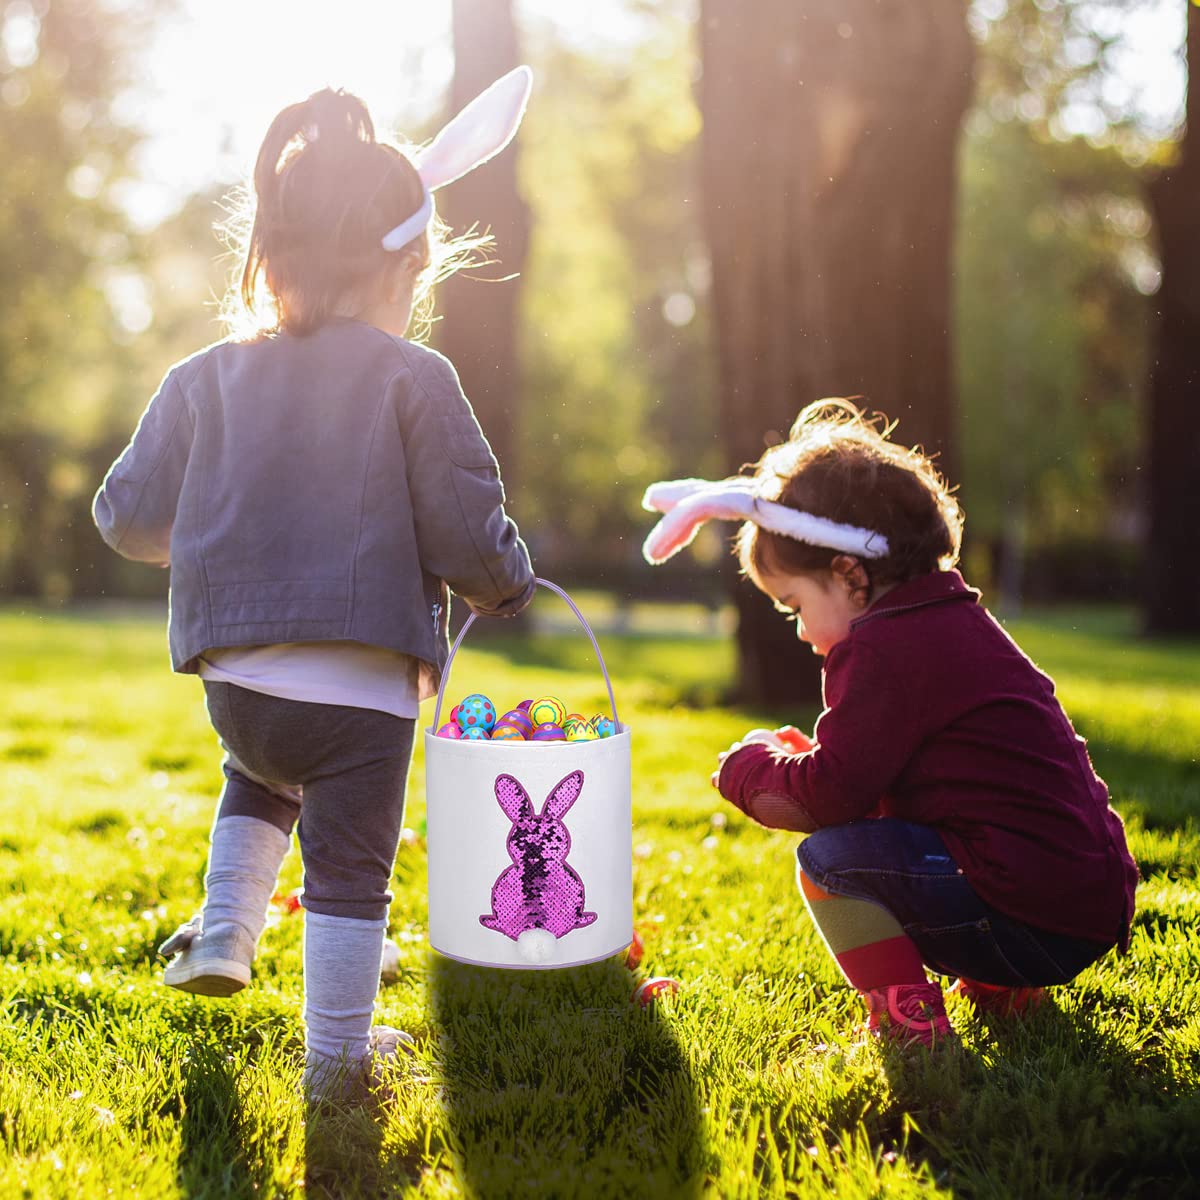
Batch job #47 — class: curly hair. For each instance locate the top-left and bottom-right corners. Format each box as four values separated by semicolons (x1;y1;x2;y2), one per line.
736;399;963;599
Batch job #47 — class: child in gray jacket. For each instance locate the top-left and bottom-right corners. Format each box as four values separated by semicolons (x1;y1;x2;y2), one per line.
94;71;537;1103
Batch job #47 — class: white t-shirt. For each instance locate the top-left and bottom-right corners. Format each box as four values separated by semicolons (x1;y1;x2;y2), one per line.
198;641;434;720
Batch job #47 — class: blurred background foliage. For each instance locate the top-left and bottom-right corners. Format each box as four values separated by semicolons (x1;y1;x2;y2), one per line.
0;0;1186;610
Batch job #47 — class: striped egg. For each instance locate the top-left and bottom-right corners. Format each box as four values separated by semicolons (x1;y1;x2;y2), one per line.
529;696;566;727
490;722;526;741
531;722;566;742
496;709;534;738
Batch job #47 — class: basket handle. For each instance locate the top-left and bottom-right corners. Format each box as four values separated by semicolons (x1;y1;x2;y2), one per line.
430;578;620;731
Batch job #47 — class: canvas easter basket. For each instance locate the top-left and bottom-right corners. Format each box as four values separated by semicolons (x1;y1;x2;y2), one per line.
424;579;633;969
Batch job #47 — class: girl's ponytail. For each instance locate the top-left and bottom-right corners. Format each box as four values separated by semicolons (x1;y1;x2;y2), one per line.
228;87;488;340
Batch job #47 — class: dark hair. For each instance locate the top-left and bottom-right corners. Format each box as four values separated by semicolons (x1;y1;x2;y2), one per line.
737;399;963;599
222;87;490;340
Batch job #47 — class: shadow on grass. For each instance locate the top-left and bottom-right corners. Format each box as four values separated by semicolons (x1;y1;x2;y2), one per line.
303;1097;413;1200
177;1043;274;1199
430;955;706;1197
880;995;1200;1198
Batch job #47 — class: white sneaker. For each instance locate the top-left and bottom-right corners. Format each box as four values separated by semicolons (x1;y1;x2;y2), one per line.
159;915;253;997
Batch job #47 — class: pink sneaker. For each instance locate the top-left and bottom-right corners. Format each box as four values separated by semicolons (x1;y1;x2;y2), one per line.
863;983;954;1048
950;976;1045;1017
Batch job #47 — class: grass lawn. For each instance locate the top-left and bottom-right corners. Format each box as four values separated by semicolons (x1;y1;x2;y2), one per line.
0;604;1197;1198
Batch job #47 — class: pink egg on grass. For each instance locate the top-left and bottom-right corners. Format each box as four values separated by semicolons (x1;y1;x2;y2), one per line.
633;976;679;1007
435;722;463;739
531;722;566;742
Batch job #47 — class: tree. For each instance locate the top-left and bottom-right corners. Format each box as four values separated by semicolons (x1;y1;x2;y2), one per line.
0;0;161;600
698;0;975;703
1145;2;1200;634
956;119;1150;610
435;0;530;484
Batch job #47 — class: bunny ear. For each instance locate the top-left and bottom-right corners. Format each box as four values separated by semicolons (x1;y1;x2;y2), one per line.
495;774;534;823
642;482;757;564
541;771;584;821
641;476;892;564
417;65;533;192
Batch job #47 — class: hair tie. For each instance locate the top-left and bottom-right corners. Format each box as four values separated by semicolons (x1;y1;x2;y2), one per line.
381;65;533;253
641;477;890;565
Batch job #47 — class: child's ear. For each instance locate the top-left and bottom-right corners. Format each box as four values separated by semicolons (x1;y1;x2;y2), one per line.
831;554;871;605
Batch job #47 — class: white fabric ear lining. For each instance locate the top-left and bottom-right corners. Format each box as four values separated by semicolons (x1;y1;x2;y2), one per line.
381;65;533;253
641;477;890;565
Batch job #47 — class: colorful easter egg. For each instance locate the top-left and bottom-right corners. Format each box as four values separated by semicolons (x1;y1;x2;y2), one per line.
490;722;526;741
529;695;566;727
566;724;596;742
516;699;534;713
632;977;679;1007
496;709;534;738
460;726;490;741
531;722;566;742
435;722;463;739
625;928;644;970
591;715;617;739
456;694;496;732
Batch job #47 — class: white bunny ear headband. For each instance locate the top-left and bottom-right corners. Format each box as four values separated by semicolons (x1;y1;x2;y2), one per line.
381;65;533;252
641;478;890;565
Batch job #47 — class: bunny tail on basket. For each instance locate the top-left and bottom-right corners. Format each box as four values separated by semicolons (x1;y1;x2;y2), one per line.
641;477;890;564
516;928;558;964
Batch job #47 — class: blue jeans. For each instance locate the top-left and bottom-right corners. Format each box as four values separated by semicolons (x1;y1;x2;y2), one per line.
796;819;1109;987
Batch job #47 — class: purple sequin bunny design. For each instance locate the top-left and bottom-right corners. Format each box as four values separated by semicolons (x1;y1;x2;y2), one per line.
480;770;598;941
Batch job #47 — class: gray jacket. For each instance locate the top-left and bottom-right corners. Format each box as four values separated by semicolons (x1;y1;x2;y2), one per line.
93;319;535;678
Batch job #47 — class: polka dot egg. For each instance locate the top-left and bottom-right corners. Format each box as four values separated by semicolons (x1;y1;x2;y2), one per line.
435;722;463;739
455;694;496;733
460;726;491;741
591;715;617;739
529;696;566;727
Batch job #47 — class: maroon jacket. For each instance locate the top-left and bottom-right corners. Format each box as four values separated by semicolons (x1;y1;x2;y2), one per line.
718;570;1139;949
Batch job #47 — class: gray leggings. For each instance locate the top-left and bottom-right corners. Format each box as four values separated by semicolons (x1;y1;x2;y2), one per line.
203;682;415;921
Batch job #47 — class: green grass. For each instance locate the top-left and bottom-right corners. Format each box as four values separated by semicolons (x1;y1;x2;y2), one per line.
0;604;1197;1198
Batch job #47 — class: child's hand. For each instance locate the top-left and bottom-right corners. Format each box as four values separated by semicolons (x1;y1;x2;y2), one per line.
712;738;748;788
740;727;789;750
774;725;814;753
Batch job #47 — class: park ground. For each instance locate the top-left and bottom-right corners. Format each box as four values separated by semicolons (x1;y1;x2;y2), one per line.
0;603;1197;1198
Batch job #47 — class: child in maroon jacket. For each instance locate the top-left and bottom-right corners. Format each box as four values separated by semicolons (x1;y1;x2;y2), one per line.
642;400;1139;1048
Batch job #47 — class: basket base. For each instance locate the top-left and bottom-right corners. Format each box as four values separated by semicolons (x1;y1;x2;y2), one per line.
430;939;632;971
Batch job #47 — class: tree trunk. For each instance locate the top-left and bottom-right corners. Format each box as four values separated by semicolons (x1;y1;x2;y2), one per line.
699;0;975;703
436;0;530;486
1145;3;1200;635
